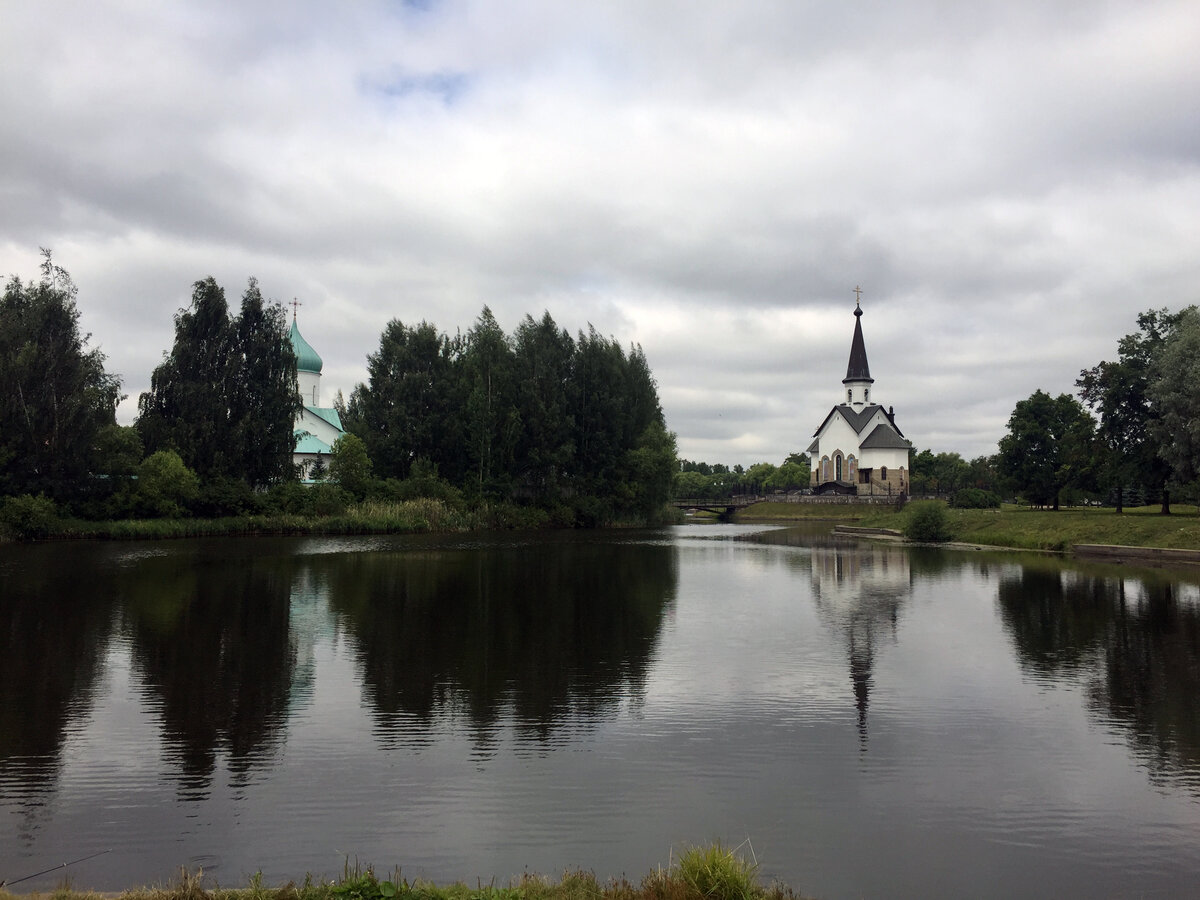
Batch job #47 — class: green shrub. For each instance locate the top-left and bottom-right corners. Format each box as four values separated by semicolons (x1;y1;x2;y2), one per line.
266;480;312;515
329;434;373;498
135;450;200;518
309;483;351;517
481;502;551;530
950;488;1001;509
571;495;614;528
673;843;761;900
377;459;464;507
192;475;264;517
0;493;60;540
904;500;955;542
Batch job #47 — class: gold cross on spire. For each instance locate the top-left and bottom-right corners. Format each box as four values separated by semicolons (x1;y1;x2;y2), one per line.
853;285;863;307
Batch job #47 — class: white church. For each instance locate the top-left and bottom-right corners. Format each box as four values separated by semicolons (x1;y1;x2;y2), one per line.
807;299;911;496
289;314;346;480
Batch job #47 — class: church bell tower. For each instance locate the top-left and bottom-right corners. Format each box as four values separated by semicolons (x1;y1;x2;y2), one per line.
842;289;874;408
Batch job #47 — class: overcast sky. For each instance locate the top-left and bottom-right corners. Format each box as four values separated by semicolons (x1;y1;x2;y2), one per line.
3;0;1197;466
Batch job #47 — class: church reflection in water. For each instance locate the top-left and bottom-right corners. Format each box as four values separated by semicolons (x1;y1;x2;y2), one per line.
807;541;910;748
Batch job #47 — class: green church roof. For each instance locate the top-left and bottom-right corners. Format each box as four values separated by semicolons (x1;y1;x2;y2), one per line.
293;431;333;454
289;318;323;374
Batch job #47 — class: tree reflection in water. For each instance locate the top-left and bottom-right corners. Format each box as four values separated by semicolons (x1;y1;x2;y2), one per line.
123;548;298;799
325;541;677;747
0;544;118;835
998;562;1200;790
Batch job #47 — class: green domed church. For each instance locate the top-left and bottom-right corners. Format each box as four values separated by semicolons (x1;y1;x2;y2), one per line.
290;314;345;480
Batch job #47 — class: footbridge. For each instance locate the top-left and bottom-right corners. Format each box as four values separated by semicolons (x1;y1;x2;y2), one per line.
671;496;764;520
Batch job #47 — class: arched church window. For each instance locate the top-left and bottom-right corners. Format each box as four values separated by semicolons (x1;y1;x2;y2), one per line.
835;454;843;481
847;389;852;403
865;389;870;403
881;466;888;480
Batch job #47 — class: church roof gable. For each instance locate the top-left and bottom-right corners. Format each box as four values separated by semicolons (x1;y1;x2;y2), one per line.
812;403;885;438
859;422;911;450
293;431;333;454
306;406;344;431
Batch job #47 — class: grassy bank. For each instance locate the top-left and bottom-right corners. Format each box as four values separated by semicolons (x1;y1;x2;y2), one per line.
737;500;1200;551
1;498;679;542
0;845;812;900
11;498;476;541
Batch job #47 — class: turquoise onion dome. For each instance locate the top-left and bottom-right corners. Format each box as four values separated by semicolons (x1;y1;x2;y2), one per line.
289;318;323;374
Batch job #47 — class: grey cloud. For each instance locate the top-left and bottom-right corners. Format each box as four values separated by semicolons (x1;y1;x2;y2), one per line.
2;0;1198;469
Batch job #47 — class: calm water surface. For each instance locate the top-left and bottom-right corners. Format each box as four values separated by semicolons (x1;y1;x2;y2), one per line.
2;525;1199;899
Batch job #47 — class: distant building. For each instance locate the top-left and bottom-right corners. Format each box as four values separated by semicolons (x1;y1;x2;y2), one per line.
807;299;910;495
290;314;345;481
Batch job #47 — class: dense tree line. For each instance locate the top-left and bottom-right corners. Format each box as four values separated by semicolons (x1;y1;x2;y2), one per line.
905;306;1200;512
996;306;1200;511
341;308;676;523
0;256;675;530
672;454;810;498
8;253;1199;529
909;450;999;498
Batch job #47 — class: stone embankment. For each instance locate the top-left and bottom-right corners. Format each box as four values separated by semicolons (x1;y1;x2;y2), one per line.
1073;544;1200;566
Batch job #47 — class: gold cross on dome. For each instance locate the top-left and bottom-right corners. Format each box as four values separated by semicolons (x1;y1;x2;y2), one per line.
290;298;302;320
853;285;863;306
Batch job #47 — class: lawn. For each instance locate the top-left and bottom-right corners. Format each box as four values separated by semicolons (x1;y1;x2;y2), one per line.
737;501;1200;551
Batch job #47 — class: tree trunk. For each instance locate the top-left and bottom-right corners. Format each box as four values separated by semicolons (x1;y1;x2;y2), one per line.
1115;483;1123;514
1161;486;1171;515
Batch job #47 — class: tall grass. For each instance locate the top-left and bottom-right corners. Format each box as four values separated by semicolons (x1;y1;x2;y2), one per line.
31;501;476;542
0;846;811;900
670;842;761;900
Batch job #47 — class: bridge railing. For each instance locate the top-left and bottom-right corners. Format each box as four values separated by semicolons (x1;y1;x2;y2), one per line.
671;496;765;507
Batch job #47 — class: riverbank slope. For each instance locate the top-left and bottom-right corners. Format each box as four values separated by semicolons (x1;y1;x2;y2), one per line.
735;501;1200;553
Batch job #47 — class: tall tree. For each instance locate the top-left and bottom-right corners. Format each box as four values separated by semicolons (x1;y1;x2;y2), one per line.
0;251;122;502
1147;307;1200;501
138;277;298;488
512;312;575;501
462;307;520;497
138;278;234;477
230;279;302;486
1078;307;1183;513
997;390;1096;509
344;319;460;481
569;327;630;497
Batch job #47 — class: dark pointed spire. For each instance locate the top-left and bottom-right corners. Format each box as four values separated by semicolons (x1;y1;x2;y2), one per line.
843;295;873;385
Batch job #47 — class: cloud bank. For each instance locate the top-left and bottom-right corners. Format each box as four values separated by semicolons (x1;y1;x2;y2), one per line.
3;0;1198;464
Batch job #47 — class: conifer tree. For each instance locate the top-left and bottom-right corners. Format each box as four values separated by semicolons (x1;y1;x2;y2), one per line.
138;277;299;487
0;251;122;502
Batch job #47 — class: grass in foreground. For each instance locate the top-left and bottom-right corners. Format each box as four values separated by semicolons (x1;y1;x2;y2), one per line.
0;845;814;900
738;501;1200;552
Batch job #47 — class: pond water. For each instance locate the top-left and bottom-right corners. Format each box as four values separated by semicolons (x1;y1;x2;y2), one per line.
1;525;1199;899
